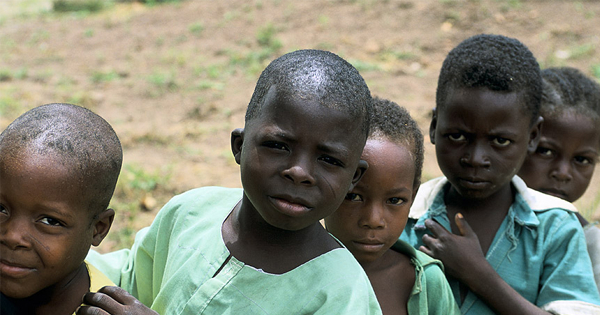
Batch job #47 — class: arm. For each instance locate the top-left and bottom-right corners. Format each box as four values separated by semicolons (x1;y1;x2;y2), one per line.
420;213;552;315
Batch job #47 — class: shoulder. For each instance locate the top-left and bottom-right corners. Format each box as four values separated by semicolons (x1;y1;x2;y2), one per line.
86;260;116;292
409;177;448;219
512;176;577;213
160;186;243;217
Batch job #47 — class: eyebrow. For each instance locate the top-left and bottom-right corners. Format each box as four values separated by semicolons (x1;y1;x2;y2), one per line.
37;204;77;220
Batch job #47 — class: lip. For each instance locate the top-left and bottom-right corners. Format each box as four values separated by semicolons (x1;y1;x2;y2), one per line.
352;239;386;253
540;188;568;200
0;259;36;279
458;177;490;190
269;195;312;217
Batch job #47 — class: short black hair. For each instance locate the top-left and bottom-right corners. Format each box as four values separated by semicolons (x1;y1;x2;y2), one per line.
540;67;600;125
436;34;542;126
370;97;424;188
0;103;123;216
245;49;372;136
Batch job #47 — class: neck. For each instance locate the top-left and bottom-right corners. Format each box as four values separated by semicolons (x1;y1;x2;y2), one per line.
359;249;399;274
6;263;89;315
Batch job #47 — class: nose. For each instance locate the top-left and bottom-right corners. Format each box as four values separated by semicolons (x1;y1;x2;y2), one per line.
281;154;315;185
358;203;385;229
0;216;32;250
550;159;573;182
461;142;490;168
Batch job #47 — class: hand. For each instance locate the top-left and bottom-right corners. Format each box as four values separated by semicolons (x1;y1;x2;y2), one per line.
77;286;159;315
419;213;488;282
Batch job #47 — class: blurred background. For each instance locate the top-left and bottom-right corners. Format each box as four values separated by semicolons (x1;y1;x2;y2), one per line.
1;0;599;252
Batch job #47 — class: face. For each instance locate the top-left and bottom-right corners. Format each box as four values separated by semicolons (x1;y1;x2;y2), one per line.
231;86;368;231
325;138;417;265
518;112;600;202
0;150;112;298
431;87;541;200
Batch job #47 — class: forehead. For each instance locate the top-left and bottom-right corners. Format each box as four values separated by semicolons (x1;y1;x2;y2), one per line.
361;139;416;180
438;87;530;132
542;112;600;150
247;86;366;149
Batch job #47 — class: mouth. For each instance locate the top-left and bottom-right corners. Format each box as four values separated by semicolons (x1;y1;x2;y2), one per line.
352;239;386;253
269;195;312;217
539;188;568;200
0;259;36;279
458;177;489;190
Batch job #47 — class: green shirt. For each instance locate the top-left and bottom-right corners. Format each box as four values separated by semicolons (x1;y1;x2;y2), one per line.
88;187;382;314
391;240;461;315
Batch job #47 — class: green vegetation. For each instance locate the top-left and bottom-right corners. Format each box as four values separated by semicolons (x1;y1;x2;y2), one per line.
53;0;105;13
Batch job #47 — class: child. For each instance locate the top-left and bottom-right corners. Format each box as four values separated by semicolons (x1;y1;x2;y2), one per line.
399;34;600;315
518;67;600;294
325;97;460;315
0;103;121;314
81;49;383;314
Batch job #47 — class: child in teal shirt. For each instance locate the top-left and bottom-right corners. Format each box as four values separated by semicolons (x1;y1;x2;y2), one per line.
400;34;600;315
518;66;600;311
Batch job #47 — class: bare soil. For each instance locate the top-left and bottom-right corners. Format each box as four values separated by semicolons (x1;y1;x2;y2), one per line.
1;0;599;251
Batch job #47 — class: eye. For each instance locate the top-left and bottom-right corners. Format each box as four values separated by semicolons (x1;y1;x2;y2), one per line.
492;137;511;147
574;156;595;166
263;141;288;151
0;205;8;222
388;197;405;205
319;155;343;167
345;193;362;202
448;133;466;142
39;217;63;227
536;147;554;158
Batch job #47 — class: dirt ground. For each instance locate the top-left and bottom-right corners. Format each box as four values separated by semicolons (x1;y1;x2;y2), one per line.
1;0;600;251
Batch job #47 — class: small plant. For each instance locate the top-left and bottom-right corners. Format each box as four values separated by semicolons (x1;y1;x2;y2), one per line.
189;22;204;36
592;64;600;81
91;70;119;83
53;0;105;13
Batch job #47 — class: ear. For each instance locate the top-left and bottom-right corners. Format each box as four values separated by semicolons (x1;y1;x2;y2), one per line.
231;128;245;165
429;108;437;145
348;159;369;192
91;208;115;247
527;116;543;154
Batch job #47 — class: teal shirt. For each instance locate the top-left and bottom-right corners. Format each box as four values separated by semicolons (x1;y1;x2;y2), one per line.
392;240;461;315
87;187;382;314
400;176;600;315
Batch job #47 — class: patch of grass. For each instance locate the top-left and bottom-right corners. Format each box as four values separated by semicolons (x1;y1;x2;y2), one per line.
592;64;600;81
91;70;120;83
189;22;204;36
569;43;595;60
52;0;105;13
348;59;381;72
147;71;179;93
256;23;282;50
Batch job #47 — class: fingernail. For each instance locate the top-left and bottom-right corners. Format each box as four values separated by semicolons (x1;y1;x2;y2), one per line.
457;213;463;219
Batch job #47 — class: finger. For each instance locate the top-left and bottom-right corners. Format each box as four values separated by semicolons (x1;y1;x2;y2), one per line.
454;213;474;237
82;291;124;314
418;245;435;258
76;305;110;315
424;218;450;238
97;286;135;305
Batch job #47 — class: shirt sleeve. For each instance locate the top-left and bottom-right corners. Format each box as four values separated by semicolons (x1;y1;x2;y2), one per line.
537;210;600;307
86;193;183;307
421;260;461;315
